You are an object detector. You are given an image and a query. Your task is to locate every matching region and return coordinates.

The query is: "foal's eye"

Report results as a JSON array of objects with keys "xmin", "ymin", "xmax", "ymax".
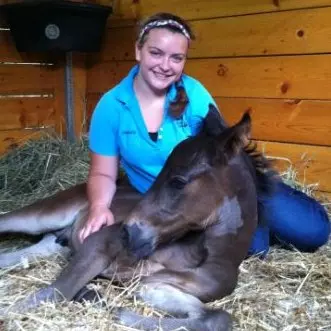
[{"xmin": 169, "ymin": 176, "xmax": 188, "ymax": 189}]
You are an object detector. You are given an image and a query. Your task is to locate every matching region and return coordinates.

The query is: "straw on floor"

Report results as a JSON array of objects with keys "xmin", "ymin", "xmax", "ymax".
[{"xmin": 0, "ymin": 135, "xmax": 330, "ymax": 331}]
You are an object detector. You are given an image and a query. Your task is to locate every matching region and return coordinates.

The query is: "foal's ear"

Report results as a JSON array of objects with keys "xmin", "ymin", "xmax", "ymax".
[
  {"xmin": 223, "ymin": 111, "xmax": 252, "ymax": 156},
  {"xmin": 202, "ymin": 104, "xmax": 228, "ymax": 136}
]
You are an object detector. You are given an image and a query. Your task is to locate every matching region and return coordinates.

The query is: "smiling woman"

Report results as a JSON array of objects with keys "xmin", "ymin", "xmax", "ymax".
[
  {"xmin": 80, "ymin": 12, "xmax": 217, "ymax": 242},
  {"xmin": 81, "ymin": 12, "xmax": 329, "ymax": 259}
]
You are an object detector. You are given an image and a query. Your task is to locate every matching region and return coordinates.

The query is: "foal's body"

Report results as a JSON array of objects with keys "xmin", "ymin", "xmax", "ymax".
[
  {"xmin": 0, "ymin": 108, "xmax": 274, "ymax": 331},
  {"xmin": 0, "ymin": 183, "xmax": 235, "ymax": 330}
]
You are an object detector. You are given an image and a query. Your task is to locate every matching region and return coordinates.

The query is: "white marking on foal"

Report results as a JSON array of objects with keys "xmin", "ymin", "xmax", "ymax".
[
  {"xmin": 0, "ymin": 234, "xmax": 70, "ymax": 268},
  {"xmin": 139, "ymin": 283, "xmax": 204, "ymax": 318},
  {"xmin": 207, "ymin": 196, "xmax": 243, "ymax": 236}
]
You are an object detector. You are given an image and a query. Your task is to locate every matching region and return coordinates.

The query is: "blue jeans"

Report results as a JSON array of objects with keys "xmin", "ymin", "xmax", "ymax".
[{"xmin": 248, "ymin": 181, "xmax": 330, "ymax": 257}]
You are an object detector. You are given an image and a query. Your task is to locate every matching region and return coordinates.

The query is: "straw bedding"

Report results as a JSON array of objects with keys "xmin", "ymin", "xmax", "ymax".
[{"xmin": 0, "ymin": 135, "xmax": 330, "ymax": 331}]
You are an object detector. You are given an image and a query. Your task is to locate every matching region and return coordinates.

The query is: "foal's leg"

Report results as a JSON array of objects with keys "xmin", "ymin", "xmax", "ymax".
[
  {"xmin": 116, "ymin": 283, "xmax": 232, "ymax": 331},
  {"xmin": 1, "ymin": 224, "xmax": 127, "ymax": 315},
  {"xmin": 116, "ymin": 267, "xmax": 235, "ymax": 331},
  {"xmin": 0, "ymin": 233, "xmax": 70, "ymax": 268},
  {"xmin": 0, "ymin": 184, "xmax": 87, "ymax": 235}
]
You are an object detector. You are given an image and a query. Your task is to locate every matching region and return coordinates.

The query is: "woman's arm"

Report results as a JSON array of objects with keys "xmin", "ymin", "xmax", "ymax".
[{"xmin": 79, "ymin": 152, "xmax": 119, "ymax": 242}]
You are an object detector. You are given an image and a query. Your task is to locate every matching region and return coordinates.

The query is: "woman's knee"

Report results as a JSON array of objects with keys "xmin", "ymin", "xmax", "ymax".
[
  {"xmin": 248, "ymin": 225, "xmax": 270, "ymax": 258},
  {"xmin": 259, "ymin": 181, "xmax": 330, "ymax": 252}
]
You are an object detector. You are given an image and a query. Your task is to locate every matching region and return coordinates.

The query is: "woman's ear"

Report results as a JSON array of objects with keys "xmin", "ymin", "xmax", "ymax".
[{"xmin": 135, "ymin": 42, "xmax": 141, "ymax": 62}]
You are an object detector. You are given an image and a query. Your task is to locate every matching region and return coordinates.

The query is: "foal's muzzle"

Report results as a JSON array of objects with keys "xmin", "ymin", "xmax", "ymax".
[{"xmin": 123, "ymin": 222, "xmax": 157, "ymax": 259}]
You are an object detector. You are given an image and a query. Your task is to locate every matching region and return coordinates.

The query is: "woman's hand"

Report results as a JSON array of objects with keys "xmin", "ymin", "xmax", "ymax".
[{"xmin": 79, "ymin": 205, "xmax": 115, "ymax": 243}]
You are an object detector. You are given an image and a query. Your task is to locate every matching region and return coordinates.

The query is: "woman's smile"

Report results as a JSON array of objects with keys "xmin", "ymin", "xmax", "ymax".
[{"xmin": 152, "ymin": 70, "xmax": 173, "ymax": 80}]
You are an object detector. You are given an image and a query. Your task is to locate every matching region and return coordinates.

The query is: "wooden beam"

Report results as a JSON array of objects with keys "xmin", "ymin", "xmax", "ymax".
[
  {"xmin": 190, "ymin": 7, "xmax": 331, "ymax": 58},
  {"xmin": 0, "ymin": 97, "xmax": 55, "ymax": 130},
  {"xmin": 137, "ymin": 0, "xmax": 331, "ymax": 20},
  {"xmin": 215, "ymin": 97, "xmax": 331, "ymax": 146},
  {"xmin": 257, "ymin": 140, "xmax": 331, "ymax": 192},
  {"xmin": 87, "ymin": 55, "xmax": 331, "ymax": 100},
  {"xmin": 98, "ymin": 7, "xmax": 331, "ymax": 60},
  {"xmin": 184, "ymin": 55, "xmax": 331, "ymax": 99},
  {"xmin": 0, "ymin": 64, "xmax": 55, "ymax": 95},
  {"xmin": 87, "ymin": 60, "xmax": 133, "ymax": 94}
]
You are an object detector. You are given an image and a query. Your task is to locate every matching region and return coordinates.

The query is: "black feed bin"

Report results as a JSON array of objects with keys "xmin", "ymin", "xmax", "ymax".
[
  {"xmin": 1, "ymin": 0, "xmax": 112, "ymax": 52},
  {"xmin": 1, "ymin": 0, "xmax": 112, "ymax": 142}
]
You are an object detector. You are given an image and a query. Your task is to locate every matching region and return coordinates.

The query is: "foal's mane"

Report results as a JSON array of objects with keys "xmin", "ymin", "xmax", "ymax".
[{"xmin": 242, "ymin": 143, "xmax": 278, "ymax": 197}]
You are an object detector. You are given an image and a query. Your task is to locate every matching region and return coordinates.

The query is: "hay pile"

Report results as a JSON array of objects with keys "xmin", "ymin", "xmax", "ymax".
[{"xmin": 0, "ymin": 136, "xmax": 330, "ymax": 331}]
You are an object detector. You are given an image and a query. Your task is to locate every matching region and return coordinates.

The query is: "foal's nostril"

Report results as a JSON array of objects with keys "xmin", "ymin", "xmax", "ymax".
[{"xmin": 124, "ymin": 222, "xmax": 156, "ymax": 259}]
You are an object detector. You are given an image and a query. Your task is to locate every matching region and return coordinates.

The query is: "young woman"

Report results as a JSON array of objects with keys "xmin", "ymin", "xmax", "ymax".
[{"xmin": 79, "ymin": 13, "xmax": 330, "ymax": 256}]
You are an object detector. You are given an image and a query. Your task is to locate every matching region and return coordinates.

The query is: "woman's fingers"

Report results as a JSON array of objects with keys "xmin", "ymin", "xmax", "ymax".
[
  {"xmin": 79, "ymin": 224, "xmax": 93, "ymax": 243},
  {"xmin": 79, "ymin": 210, "xmax": 115, "ymax": 243}
]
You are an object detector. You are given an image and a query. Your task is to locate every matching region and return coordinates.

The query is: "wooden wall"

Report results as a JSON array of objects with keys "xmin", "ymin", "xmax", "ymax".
[{"xmin": 86, "ymin": 0, "xmax": 331, "ymax": 195}]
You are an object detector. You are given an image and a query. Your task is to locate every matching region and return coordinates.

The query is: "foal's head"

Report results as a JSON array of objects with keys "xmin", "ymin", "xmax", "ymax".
[{"xmin": 124, "ymin": 106, "xmax": 273, "ymax": 259}]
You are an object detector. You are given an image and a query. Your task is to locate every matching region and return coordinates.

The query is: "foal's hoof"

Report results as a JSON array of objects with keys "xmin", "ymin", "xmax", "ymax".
[
  {"xmin": 113, "ymin": 307, "xmax": 142, "ymax": 327},
  {"xmin": 72, "ymin": 286, "xmax": 106, "ymax": 307},
  {"xmin": 203, "ymin": 309, "xmax": 233, "ymax": 331}
]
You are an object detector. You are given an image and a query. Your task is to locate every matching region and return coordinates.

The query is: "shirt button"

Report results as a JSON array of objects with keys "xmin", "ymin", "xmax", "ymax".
[
  {"xmin": 159, "ymin": 127, "xmax": 164, "ymax": 132},
  {"xmin": 158, "ymin": 134, "xmax": 163, "ymax": 140}
]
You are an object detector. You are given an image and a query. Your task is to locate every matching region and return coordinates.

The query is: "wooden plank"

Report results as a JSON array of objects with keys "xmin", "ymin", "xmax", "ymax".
[
  {"xmin": 0, "ymin": 129, "xmax": 51, "ymax": 155},
  {"xmin": 99, "ymin": 7, "xmax": 331, "ymax": 60},
  {"xmin": 91, "ymin": 26, "xmax": 137, "ymax": 62},
  {"xmin": 138, "ymin": 0, "xmax": 331, "ymax": 20},
  {"xmin": 0, "ymin": 97, "xmax": 55, "ymax": 130},
  {"xmin": 215, "ymin": 97, "xmax": 331, "ymax": 146},
  {"xmin": 190, "ymin": 7, "xmax": 331, "ymax": 58},
  {"xmin": 86, "ymin": 92, "xmax": 102, "ymax": 124},
  {"xmin": 107, "ymin": 18, "xmax": 137, "ymax": 28},
  {"xmin": 257, "ymin": 141, "xmax": 331, "ymax": 192},
  {"xmin": 109, "ymin": 0, "xmax": 139, "ymax": 21},
  {"xmin": 0, "ymin": 64, "xmax": 55, "ymax": 95},
  {"xmin": 87, "ymin": 55, "xmax": 331, "ymax": 99},
  {"xmin": 86, "ymin": 94, "xmax": 331, "ymax": 147},
  {"xmin": 87, "ymin": 60, "xmax": 133, "ymax": 94},
  {"xmin": 3, "ymin": 0, "xmax": 331, "ymax": 21},
  {"xmin": 184, "ymin": 55, "xmax": 331, "ymax": 99}
]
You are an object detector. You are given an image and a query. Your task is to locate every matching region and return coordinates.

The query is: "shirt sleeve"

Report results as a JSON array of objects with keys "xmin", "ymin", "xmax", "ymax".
[
  {"xmin": 185, "ymin": 78, "xmax": 220, "ymax": 135},
  {"xmin": 88, "ymin": 92, "xmax": 119, "ymax": 156}
]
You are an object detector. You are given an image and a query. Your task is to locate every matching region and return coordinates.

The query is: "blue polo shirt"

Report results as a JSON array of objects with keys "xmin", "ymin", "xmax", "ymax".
[{"xmin": 89, "ymin": 65, "xmax": 217, "ymax": 193}]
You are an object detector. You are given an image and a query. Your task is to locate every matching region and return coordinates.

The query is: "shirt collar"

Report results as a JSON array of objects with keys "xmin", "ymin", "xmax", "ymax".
[{"xmin": 114, "ymin": 64, "xmax": 139, "ymax": 105}]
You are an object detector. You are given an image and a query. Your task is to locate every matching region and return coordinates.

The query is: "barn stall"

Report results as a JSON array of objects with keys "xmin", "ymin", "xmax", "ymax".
[{"xmin": 0, "ymin": 0, "xmax": 330, "ymax": 330}]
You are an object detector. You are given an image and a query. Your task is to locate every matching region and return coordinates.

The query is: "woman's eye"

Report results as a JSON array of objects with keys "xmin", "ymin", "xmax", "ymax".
[
  {"xmin": 150, "ymin": 51, "xmax": 161, "ymax": 57},
  {"xmin": 169, "ymin": 176, "xmax": 188, "ymax": 189},
  {"xmin": 172, "ymin": 56, "xmax": 184, "ymax": 63}
]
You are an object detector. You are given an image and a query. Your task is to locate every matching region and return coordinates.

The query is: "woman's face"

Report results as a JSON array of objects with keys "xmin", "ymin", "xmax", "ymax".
[{"xmin": 135, "ymin": 28, "xmax": 189, "ymax": 92}]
